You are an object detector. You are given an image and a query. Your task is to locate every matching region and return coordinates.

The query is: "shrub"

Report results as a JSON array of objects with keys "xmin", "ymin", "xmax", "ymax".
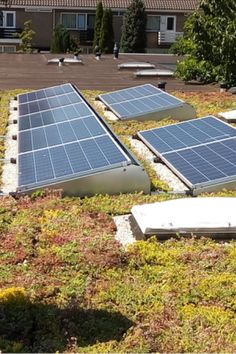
[
  {"xmin": 51, "ymin": 25, "xmax": 78, "ymax": 53},
  {"xmin": 17, "ymin": 20, "xmax": 35, "ymax": 53},
  {"xmin": 175, "ymin": 57, "xmax": 215, "ymax": 83},
  {"xmin": 171, "ymin": 0, "xmax": 236, "ymax": 85}
]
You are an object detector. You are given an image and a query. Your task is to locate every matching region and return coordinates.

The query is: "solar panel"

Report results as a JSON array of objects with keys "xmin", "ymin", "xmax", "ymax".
[
  {"xmin": 138, "ymin": 116, "xmax": 236, "ymax": 194},
  {"xmin": 17, "ymin": 83, "xmax": 134, "ymax": 191},
  {"xmin": 139, "ymin": 116, "xmax": 236, "ymax": 154},
  {"xmin": 98, "ymin": 84, "xmax": 188, "ymax": 120},
  {"xmin": 18, "ymin": 84, "xmax": 74, "ymax": 104}
]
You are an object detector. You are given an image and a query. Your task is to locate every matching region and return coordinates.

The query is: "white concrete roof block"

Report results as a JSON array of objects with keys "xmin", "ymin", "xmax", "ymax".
[
  {"xmin": 218, "ymin": 110, "xmax": 236, "ymax": 123},
  {"xmin": 132, "ymin": 197, "xmax": 236, "ymax": 235}
]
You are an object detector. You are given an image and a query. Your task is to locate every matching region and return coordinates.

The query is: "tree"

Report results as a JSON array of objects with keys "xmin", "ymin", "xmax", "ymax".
[
  {"xmin": 17, "ymin": 20, "xmax": 35, "ymax": 53},
  {"xmin": 93, "ymin": 1, "xmax": 103, "ymax": 49},
  {"xmin": 51, "ymin": 25, "xmax": 78, "ymax": 53},
  {"xmin": 99, "ymin": 8, "xmax": 114, "ymax": 53},
  {"xmin": 171, "ymin": 0, "xmax": 236, "ymax": 85},
  {"xmin": 120, "ymin": 0, "xmax": 146, "ymax": 53}
]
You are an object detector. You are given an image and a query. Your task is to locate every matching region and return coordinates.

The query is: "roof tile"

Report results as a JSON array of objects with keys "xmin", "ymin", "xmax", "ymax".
[{"xmin": 9, "ymin": 0, "xmax": 199, "ymax": 11}]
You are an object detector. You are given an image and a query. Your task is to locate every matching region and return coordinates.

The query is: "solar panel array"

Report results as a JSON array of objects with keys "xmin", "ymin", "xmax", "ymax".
[
  {"xmin": 17, "ymin": 84, "xmax": 131, "ymax": 189},
  {"xmin": 98, "ymin": 84, "xmax": 184, "ymax": 120},
  {"xmin": 138, "ymin": 116, "xmax": 236, "ymax": 189}
]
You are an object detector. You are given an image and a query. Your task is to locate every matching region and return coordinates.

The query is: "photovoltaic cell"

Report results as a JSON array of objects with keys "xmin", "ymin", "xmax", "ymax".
[
  {"xmin": 65, "ymin": 143, "xmax": 91, "ymax": 173},
  {"xmin": 95, "ymin": 135, "xmax": 129, "ymax": 164},
  {"xmin": 18, "ymin": 83, "xmax": 131, "ymax": 189},
  {"xmin": 34, "ymin": 149, "xmax": 54, "ymax": 182},
  {"xmin": 98, "ymin": 84, "xmax": 184, "ymax": 120},
  {"xmin": 50, "ymin": 146, "xmax": 73, "ymax": 177},
  {"xmin": 45, "ymin": 125, "xmax": 61, "ymax": 146},
  {"xmin": 138, "ymin": 116, "xmax": 236, "ymax": 190},
  {"xmin": 18, "ymin": 153, "xmax": 36, "ymax": 185}
]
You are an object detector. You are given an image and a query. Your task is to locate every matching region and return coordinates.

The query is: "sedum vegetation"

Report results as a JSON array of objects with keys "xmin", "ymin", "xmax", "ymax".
[{"xmin": 1, "ymin": 90, "xmax": 236, "ymax": 352}]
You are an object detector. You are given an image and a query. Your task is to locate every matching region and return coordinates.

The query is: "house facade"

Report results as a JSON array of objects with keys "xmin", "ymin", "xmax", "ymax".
[{"xmin": 0, "ymin": 0, "xmax": 199, "ymax": 52}]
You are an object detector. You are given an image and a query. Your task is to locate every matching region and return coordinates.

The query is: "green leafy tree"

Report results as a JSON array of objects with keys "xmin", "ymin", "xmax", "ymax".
[
  {"xmin": 51, "ymin": 25, "xmax": 78, "ymax": 53},
  {"xmin": 17, "ymin": 20, "xmax": 35, "ymax": 53},
  {"xmin": 93, "ymin": 1, "xmax": 103, "ymax": 49},
  {"xmin": 99, "ymin": 8, "xmax": 114, "ymax": 53},
  {"xmin": 120, "ymin": 0, "xmax": 146, "ymax": 53},
  {"xmin": 171, "ymin": 0, "xmax": 236, "ymax": 85}
]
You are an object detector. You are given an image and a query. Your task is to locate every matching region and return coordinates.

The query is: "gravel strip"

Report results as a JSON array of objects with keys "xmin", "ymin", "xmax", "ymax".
[
  {"xmin": 2, "ymin": 100, "xmax": 18, "ymax": 194},
  {"xmin": 113, "ymin": 214, "xmax": 139, "ymax": 247},
  {"xmin": 129, "ymin": 137, "xmax": 188, "ymax": 193},
  {"xmin": 94, "ymin": 100, "xmax": 119, "ymax": 121}
]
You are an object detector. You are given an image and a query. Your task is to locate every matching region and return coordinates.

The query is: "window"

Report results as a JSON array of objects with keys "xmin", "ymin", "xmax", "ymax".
[
  {"xmin": 0, "ymin": 11, "xmax": 16, "ymax": 28},
  {"xmin": 146, "ymin": 16, "xmax": 160, "ymax": 31},
  {"xmin": 166, "ymin": 17, "xmax": 175, "ymax": 31},
  {"xmin": 61, "ymin": 13, "xmax": 76, "ymax": 29},
  {"xmin": 78, "ymin": 14, "xmax": 85, "ymax": 29},
  {"xmin": 6, "ymin": 13, "xmax": 14, "ymax": 27},
  {"xmin": 61, "ymin": 13, "xmax": 92, "ymax": 30},
  {"xmin": 87, "ymin": 14, "xmax": 95, "ymax": 29}
]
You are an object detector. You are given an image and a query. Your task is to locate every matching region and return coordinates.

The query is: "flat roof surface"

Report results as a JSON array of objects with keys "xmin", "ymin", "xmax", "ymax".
[{"xmin": 0, "ymin": 53, "xmax": 219, "ymax": 92}]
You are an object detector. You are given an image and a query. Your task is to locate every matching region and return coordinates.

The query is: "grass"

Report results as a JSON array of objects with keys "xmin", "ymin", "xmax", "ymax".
[{"xmin": 1, "ymin": 89, "xmax": 236, "ymax": 352}]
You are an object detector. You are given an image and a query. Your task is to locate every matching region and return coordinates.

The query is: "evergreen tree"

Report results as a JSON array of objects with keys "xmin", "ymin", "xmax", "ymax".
[
  {"xmin": 120, "ymin": 0, "xmax": 146, "ymax": 53},
  {"xmin": 99, "ymin": 8, "xmax": 114, "ymax": 53},
  {"xmin": 93, "ymin": 1, "xmax": 103, "ymax": 49},
  {"xmin": 171, "ymin": 0, "xmax": 236, "ymax": 85}
]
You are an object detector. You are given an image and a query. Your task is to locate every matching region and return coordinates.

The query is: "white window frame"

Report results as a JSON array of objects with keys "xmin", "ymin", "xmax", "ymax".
[
  {"xmin": 146, "ymin": 15, "xmax": 161, "ymax": 32},
  {"xmin": 0, "ymin": 11, "xmax": 16, "ymax": 28},
  {"xmin": 166, "ymin": 16, "xmax": 176, "ymax": 32},
  {"xmin": 60, "ymin": 12, "xmax": 87, "ymax": 30}
]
